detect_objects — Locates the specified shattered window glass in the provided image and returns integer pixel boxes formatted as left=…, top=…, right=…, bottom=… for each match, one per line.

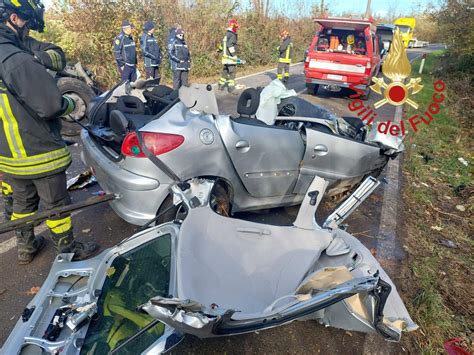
left=81, top=234, right=172, bottom=354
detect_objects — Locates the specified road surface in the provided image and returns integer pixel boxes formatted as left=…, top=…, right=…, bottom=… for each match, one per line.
left=0, top=45, right=443, bottom=353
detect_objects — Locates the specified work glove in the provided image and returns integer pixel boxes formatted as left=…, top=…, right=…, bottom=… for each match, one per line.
left=33, top=50, right=65, bottom=72
left=61, top=95, right=76, bottom=118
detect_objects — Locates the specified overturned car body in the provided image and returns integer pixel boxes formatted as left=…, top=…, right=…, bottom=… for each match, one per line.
left=2, top=177, right=416, bottom=354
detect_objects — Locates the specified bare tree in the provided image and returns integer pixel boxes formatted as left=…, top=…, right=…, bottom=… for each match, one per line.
left=387, top=0, right=399, bottom=22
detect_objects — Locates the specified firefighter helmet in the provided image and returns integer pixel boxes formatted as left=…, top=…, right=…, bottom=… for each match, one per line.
left=227, top=19, right=240, bottom=32
left=347, top=34, right=355, bottom=45
left=280, top=30, right=289, bottom=38
left=0, top=0, right=45, bottom=32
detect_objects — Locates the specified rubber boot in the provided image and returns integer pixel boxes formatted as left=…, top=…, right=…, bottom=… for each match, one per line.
left=16, top=226, right=45, bottom=265
left=51, top=231, right=99, bottom=261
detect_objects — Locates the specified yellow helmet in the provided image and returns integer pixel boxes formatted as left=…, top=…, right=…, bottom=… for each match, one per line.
left=347, top=34, right=355, bottom=45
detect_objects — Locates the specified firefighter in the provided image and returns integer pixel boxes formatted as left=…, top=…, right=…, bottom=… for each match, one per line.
left=113, top=20, right=137, bottom=82
left=0, top=0, right=99, bottom=264
left=140, top=20, right=161, bottom=81
left=169, top=28, right=190, bottom=90
left=218, top=19, right=243, bottom=94
left=277, top=30, right=293, bottom=83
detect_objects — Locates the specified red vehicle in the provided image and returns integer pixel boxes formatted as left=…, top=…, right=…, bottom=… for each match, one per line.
left=304, top=17, right=381, bottom=99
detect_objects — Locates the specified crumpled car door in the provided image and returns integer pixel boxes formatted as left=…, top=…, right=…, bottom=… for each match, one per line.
left=216, top=115, right=305, bottom=198
left=300, top=127, right=387, bottom=183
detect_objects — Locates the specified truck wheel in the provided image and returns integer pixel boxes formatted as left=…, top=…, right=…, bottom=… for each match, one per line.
left=306, top=83, right=319, bottom=95
left=57, top=77, right=95, bottom=136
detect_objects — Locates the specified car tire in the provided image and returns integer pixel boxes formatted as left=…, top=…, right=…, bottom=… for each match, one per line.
left=360, top=85, right=371, bottom=100
left=306, top=83, right=319, bottom=95
left=57, top=77, right=95, bottom=136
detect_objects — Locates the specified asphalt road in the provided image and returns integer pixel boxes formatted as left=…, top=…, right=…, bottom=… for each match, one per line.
left=0, top=45, right=443, bottom=353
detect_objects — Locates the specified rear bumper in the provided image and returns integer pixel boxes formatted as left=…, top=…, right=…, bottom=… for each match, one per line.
left=305, top=77, right=368, bottom=90
left=81, top=130, right=169, bottom=225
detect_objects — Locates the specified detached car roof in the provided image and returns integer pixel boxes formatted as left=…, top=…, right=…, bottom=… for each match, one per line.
left=313, top=17, right=376, bottom=32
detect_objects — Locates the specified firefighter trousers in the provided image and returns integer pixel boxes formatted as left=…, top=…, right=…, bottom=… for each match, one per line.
left=277, top=62, right=290, bottom=81
left=10, top=171, right=73, bottom=241
left=1, top=174, right=13, bottom=221
left=219, top=64, right=237, bottom=91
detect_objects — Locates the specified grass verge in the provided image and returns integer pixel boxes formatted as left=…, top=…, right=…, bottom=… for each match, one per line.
left=400, top=51, right=473, bottom=353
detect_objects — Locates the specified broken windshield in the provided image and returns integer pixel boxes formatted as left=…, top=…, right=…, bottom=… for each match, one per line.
left=80, top=234, right=172, bottom=354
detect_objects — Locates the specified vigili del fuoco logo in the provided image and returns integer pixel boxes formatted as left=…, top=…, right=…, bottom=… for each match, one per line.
left=347, top=28, right=446, bottom=136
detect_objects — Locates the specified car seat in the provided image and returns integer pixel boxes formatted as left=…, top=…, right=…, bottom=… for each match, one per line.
left=233, top=88, right=268, bottom=126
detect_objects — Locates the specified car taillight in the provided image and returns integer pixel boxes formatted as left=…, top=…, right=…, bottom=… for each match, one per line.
left=121, top=131, right=184, bottom=157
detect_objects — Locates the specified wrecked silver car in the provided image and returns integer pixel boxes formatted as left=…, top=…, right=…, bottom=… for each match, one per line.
left=2, top=177, right=416, bottom=354
left=81, top=80, right=402, bottom=225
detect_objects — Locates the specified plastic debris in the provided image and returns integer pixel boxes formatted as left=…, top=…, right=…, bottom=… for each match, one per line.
left=458, top=157, right=468, bottom=167
left=456, top=205, right=466, bottom=212
left=444, top=337, right=472, bottom=355
left=67, top=170, right=97, bottom=191
left=439, top=239, right=458, bottom=249
left=92, top=190, right=106, bottom=196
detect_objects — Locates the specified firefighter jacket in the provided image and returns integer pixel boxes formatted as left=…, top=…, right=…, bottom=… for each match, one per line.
left=140, top=32, right=161, bottom=68
left=113, top=31, right=137, bottom=67
left=0, top=24, right=72, bottom=179
left=278, top=37, right=293, bottom=64
left=221, top=30, right=238, bottom=65
left=169, top=37, right=190, bottom=71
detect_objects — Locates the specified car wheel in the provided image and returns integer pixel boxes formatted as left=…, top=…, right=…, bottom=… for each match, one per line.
left=57, top=77, right=95, bottom=136
left=360, top=86, right=371, bottom=100
left=306, top=83, right=319, bottom=95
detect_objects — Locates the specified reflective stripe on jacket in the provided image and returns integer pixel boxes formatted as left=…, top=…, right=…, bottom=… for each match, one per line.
left=113, top=32, right=137, bottom=67
left=140, top=32, right=161, bottom=67
left=221, top=30, right=238, bottom=65
left=278, top=37, right=293, bottom=64
left=0, top=25, right=71, bottom=179
left=169, top=38, right=190, bottom=71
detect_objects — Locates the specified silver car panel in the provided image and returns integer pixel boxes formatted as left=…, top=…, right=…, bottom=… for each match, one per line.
left=139, top=177, right=416, bottom=341
left=1, top=224, right=182, bottom=355
left=301, top=127, right=386, bottom=180
left=216, top=115, right=305, bottom=197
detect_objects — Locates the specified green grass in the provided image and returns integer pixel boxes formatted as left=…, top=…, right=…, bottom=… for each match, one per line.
left=401, top=51, right=473, bottom=353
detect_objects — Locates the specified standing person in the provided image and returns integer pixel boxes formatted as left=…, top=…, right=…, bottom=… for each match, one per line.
left=140, top=20, right=161, bottom=81
left=0, top=0, right=99, bottom=264
left=112, top=20, right=137, bottom=82
left=277, top=30, right=293, bottom=84
left=167, top=23, right=181, bottom=69
left=218, top=19, right=243, bottom=94
left=169, top=28, right=190, bottom=90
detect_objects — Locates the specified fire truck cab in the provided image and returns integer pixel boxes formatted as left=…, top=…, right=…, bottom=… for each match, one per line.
left=304, top=17, right=381, bottom=99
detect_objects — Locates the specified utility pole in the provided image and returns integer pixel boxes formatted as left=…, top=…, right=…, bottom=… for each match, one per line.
left=365, top=0, right=371, bottom=18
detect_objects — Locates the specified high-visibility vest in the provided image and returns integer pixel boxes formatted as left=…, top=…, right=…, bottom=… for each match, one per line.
left=221, top=32, right=238, bottom=65
left=278, top=38, right=293, bottom=64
